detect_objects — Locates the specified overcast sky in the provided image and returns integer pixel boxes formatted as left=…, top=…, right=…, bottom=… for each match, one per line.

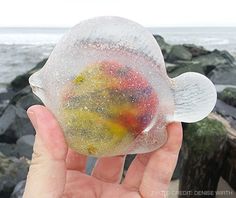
left=0, top=0, right=236, bottom=27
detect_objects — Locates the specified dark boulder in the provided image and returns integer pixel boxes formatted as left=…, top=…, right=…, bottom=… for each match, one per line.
left=183, top=115, right=227, bottom=153
left=179, top=114, right=229, bottom=197
left=0, top=84, right=42, bottom=143
left=167, top=61, right=206, bottom=78
left=167, top=45, right=192, bottom=63
left=10, top=86, right=42, bottom=110
left=153, top=35, right=172, bottom=60
left=214, top=49, right=235, bottom=64
left=209, top=67, right=236, bottom=86
left=9, top=59, right=47, bottom=92
left=16, top=135, right=34, bottom=159
left=192, top=49, right=235, bottom=68
left=167, top=48, right=236, bottom=80
left=230, top=119, right=236, bottom=130
left=0, top=105, right=35, bottom=143
left=0, top=152, right=29, bottom=197
left=214, top=100, right=236, bottom=120
left=0, top=143, right=17, bottom=157
left=0, top=90, right=16, bottom=116
left=183, top=44, right=210, bottom=57
left=218, top=88, right=236, bottom=107
left=0, top=135, right=34, bottom=159
left=10, top=180, right=26, bottom=198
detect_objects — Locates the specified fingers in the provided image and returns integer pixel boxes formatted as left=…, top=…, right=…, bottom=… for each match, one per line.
left=23, top=105, right=68, bottom=198
left=66, top=148, right=87, bottom=172
left=122, top=152, right=152, bottom=190
left=123, top=123, right=182, bottom=190
left=139, top=122, right=183, bottom=198
left=91, top=156, right=126, bottom=183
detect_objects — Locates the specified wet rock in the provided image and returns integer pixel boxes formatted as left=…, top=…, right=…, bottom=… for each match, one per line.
left=230, top=119, right=236, bottom=130
left=0, top=58, right=45, bottom=146
left=214, top=100, right=236, bottom=120
left=0, top=105, right=18, bottom=142
left=167, top=61, right=205, bottom=78
left=10, top=180, right=26, bottom=198
left=9, top=86, right=31, bottom=105
left=16, top=135, right=34, bottom=159
left=183, top=44, right=210, bottom=57
left=0, top=105, right=34, bottom=143
left=0, top=90, right=16, bottom=117
left=0, top=152, right=29, bottom=197
left=9, top=59, right=47, bottom=91
left=153, top=35, right=172, bottom=60
left=0, top=90, right=12, bottom=114
left=0, top=101, right=9, bottom=117
left=0, top=135, right=34, bottom=159
left=16, top=93, right=41, bottom=110
left=0, top=91, right=15, bottom=102
left=10, top=86, right=42, bottom=110
left=179, top=114, right=229, bottom=196
left=193, top=50, right=235, bottom=68
left=0, top=143, right=17, bottom=157
left=166, top=48, right=236, bottom=81
left=218, top=88, right=236, bottom=107
left=184, top=115, right=227, bottom=153
left=173, top=49, right=236, bottom=82
left=0, top=85, right=41, bottom=143
left=167, top=45, right=192, bottom=62
left=215, top=50, right=235, bottom=64
left=209, top=67, right=236, bottom=86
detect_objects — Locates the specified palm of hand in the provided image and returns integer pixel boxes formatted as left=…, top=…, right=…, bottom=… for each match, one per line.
left=23, top=105, right=182, bottom=198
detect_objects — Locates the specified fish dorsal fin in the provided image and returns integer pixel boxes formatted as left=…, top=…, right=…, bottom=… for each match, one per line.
left=171, top=72, right=217, bottom=123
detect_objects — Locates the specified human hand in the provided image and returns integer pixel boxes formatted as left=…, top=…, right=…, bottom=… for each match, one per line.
left=23, top=105, right=182, bottom=198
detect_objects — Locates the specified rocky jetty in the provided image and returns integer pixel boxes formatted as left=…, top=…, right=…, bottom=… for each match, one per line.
left=179, top=113, right=235, bottom=197
left=0, top=60, right=45, bottom=197
left=0, top=152, right=29, bottom=197
left=0, top=36, right=236, bottom=197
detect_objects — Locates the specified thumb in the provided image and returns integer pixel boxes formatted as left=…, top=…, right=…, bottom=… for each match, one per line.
left=23, top=105, right=68, bottom=198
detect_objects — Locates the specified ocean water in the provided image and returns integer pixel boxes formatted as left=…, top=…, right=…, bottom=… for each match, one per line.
left=0, top=27, right=236, bottom=92
left=150, top=27, right=236, bottom=55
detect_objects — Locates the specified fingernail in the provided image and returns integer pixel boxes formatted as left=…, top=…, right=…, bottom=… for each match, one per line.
left=27, top=110, right=38, bottom=130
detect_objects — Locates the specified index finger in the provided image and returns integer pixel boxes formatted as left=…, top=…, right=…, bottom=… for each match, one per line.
left=66, top=148, right=87, bottom=173
left=139, top=122, right=183, bottom=198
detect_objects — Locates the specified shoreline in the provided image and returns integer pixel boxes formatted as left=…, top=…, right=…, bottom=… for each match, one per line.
left=0, top=43, right=236, bottom=94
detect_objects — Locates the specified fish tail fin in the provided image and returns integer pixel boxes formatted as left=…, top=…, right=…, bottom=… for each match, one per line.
left=170, top=72, right=217, bottom=123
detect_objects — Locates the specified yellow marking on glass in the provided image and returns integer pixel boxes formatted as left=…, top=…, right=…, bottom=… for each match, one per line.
left=87, top=145, right=97, bottom=155
left=73, top=75, right=85, bottom=84
left=61, top=109, right=133, bottom=156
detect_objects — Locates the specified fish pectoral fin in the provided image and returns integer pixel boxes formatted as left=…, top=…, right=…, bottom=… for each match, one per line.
left=170, top=72, right=217, bottom=123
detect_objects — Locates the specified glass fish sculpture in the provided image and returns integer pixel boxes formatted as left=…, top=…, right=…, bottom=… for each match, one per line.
left=29, top=16, right=217, bottom=157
